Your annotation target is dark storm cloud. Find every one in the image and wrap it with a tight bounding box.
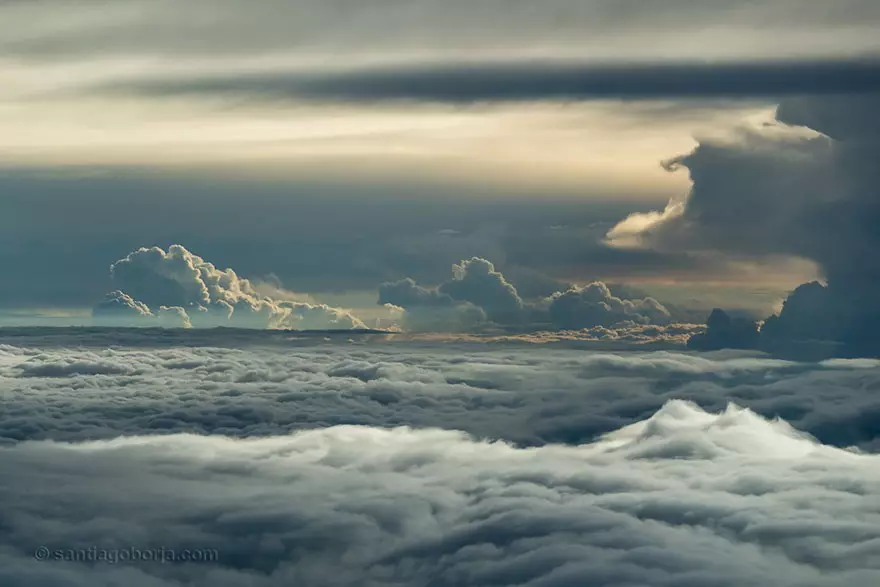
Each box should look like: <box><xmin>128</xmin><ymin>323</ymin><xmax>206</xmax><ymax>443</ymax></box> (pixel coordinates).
<box><xmin>2</xmin><ymin>331</ymin><xmax>880</xmax><ymax>452</ymax></box>
<box><xmin>99</xmin><ymin>58</ymin><xmax>880</xmax><ymax>104</ymax></box>
<box><xmin>608</xmin><ymin>92</ymin><xmax>880</xmax><ymax>356</ymax></box>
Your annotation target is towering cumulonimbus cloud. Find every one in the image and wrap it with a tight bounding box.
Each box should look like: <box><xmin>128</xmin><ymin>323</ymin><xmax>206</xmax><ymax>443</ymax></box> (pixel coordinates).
<box><xmin>93</xmin><ymin>245</ymin><xmax>366</xmax><ymax>330</ymax></box>
<box><xmin>380</xmin><ymin>257</ymin><xmax>672</xmax><ymax>332</ymax></box>
<box><xmin>606</xmin><ymin>93</ymin><xmax>880</xmax><ymax>354</ymax></box>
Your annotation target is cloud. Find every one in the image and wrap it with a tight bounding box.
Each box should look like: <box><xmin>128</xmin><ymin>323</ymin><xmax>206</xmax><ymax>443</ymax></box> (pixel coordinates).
<box><xmin>0</xmin><ymin>396</ymin><xmax>878</xmax><ymax>586</ymax></box>
<box><xmin>378</xmin><ymin>278</ymin><xmax>487</xmax><ymax>332</ymax></box>
<box><xmin>415</xmin><ymin>322</ymin><xmax>703</xmax><ymax>347</ymax></box>
<box><xmin>91</xmin><ymin>290</ymin><xmax>152</xmax><ymax>321</ymax></box>
<box><xmin>91</xmin><ymin>290</ymin><xmax>192</xmax><ymax>328</ymax></box>
<box><xmin>5</xmin><ymin>0</ymin><xmax>879</xmax><ymax>64</ymax></box>
<box><xmin>101</xmin><ymin>245</ymin><xmax>366</xmax><ymax>330</ymax></box>
<box><xmin>687</xmin><ymin>308</ymin><xmax>760</xmax><ymax>351</ymax></box>
<box><xmin>3</xmin><ymin>331</ymin><xmax>880</xmax><ymax>452</ymax></box>
<box><xmin>437</xmin><ymin>258</ymin><xmax>524</xmax><ymax>323</ymax></box>
<box><xmin>606</xmin><ymin>93</ymin><xmax>880</xmax><ymax>356</ymax></box>
<box><xmin>98</xmin><ymin>58</ymin><xmax>880</xmax><ymax>104</ymax></box>
<box><xmin>548</xmin><ymin>282</ymin><xmax>671</xmax><ymax>329</ymax></box>
<box><xmin>378</xmin><ymin>258</ymin><xmax>674</xmax><ymax>332</ymax></box>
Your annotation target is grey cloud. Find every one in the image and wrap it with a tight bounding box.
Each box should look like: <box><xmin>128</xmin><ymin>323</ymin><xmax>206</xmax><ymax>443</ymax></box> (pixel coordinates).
<box><xmin>96</xmin><ymin>58</ymin><xmax>880</xmax><ymax>104</ymax></box>
<box><xmin>379</xmin><ymin>258</ymin><xmax>672</xmax><ymax>332</ymax></box>
<box><xmin>548</xmin><ymin>282</ymin><xmax>671</xmax><ymax>329</ymax></box>
<box><xmin>379</xmin><ymin>278</ymin><xmax>458</xmax><ymax>309</ymax></box>
<box><xmin>4</xmin><ymin>0</ymin><xmax>878</xmax><ymax>59</ymax></box>
<box><xmin>607</xmin><ymin>92</ymin><xmax>880</xmax><ymax>356</ymax></box>
<box><xmin>2</xmin><ymin>331</ymin><xmax>880</xmax><ymax>452</ymax></box>
<box><xmin>0</xmin><ymin>393</ymin><xmax>878</xmax><ymax>586</ymax></box>
<box><xmin>378</xmin><ymin>277</ymin><xmax>488</xmax><ymax>333</ymax></box>
<box><xmin>437</xmin><ymin>258</ymin><xmax>524</xmax><ymax>323</ymax></box>
<box><xmin>687</xmin><ymin>308</ymin><xmax>760</xmax><ymax>352</ymax></box>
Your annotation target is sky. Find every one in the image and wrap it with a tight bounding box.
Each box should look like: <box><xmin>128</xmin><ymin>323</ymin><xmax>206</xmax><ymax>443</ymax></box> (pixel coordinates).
<box><xmin>2</xmin><ymin>0</ymin><xmax>880</xmax><ymax>348</ymax></box>
<box><xmin>3</xmin><ymin>4</ymin><xmax>880</xmax><ymax>585</ymax></box>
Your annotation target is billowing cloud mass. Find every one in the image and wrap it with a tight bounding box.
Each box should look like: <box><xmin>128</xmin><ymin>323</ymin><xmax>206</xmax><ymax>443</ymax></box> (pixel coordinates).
<box><xmin>1</xmin><ymin>395</ymin><xmax>878</xmax><ymax>585</ymax></box>
<box><xmin>4</xmin><ymin>330</ymin><xmax>880</xmax><ymax>451</ymax></box>
<box><xmin>380</xmin><ymin>257</ymin><xmax>672</xmax><ymax>332</ymax></box>
<box><xmin>437</xmin><ymin>258</ymin><xmax>524</xmax><ymax>323</ymax></box>
<box><xmin>607</xmin><ymin>93</ymin><xmax>880</xmax><ymax>356</ymax></box>
<box><xmin>2</xmin><ymin>331</ymin><xmax>879</xmax><ymax>585</ymax></box>
<box><xmin>549</xmin><ymin>282</ymin><xmax>671</xmax><ymax>329</ymax></box>
<box><xmin>93</xmin><ymin>245</ymin><xmax>366</xmax><ymax>330</ymax></box>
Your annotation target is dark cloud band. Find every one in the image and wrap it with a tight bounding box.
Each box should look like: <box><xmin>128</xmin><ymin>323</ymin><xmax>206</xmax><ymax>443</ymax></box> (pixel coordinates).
<box><xmin>100</xmin><ymin>58</ymin><xmax>880</xmax><ymax>103</ymax></box>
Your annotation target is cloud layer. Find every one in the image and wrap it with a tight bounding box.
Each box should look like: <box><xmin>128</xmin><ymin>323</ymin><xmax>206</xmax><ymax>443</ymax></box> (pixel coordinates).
<box><xmin>1</xmin><ymin>397</ymin><xmax>878</xmax><ymax>586</ymax></box>
<box><xmin>102</xmin><ymin>58</ymin><xmax>880</xmax><ymax>104</ymax></box>
<box><xmin>2</xmin><ymin>331</ymin><xmax>880</xmax><ymax>451</ymax></box>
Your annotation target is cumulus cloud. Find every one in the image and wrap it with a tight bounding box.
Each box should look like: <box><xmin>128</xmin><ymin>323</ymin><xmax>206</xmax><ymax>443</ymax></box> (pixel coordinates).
<box><xmin>438</xmin><ymin>258</ymin><xmax>524</xmax><ymax>323</ymax></box>
<box><xmin>97</xmin><ymin>245</ymin><xmax>366</xmax><ymax>330</ymax></box>
<box><xmin>378</xmin><ymin>278</ymin><xmax>487</xmax><ymax>333</ymax></box>
<box><xmin>379</xmin><ymin>258</ymin><xmax>674</xmax><ymax>333</ymax></box>
<box><xmin>548</xmin><ymin>282</ymin><xmax>671</xmax><ymax>329</ymax></box>
<box><xmin>606</xmin><ymin>93</ymin><xmax>880</xmax><ymax>356</ymax></box>
<box><xmin>0</xmin><ymin>398</ymin><xmax>878</xmax><ymax>586</ymax></box>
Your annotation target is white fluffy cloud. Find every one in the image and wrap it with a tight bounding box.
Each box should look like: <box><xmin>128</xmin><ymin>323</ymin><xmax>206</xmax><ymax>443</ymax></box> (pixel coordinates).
<box><xmin>1</xmin><ymin>331</ymin><xmax>879</xmax><ymax>585</ymax></box>
<box><xmin>0</xmin><ymin>398</ymin><xmax>878</xmax><ymax>586</ymax></box>
<box><xmin>95</xmin><ymin>245</ymin><xmax>366</xmax><ymax>330</ymax></box>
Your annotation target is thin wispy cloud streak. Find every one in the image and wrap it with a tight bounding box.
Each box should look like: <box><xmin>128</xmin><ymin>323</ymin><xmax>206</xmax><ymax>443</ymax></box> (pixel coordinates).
<box><xmin>97</xmin><ymin>58</ymin><xmax>880</xmax><ymax>103</ymax></box>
